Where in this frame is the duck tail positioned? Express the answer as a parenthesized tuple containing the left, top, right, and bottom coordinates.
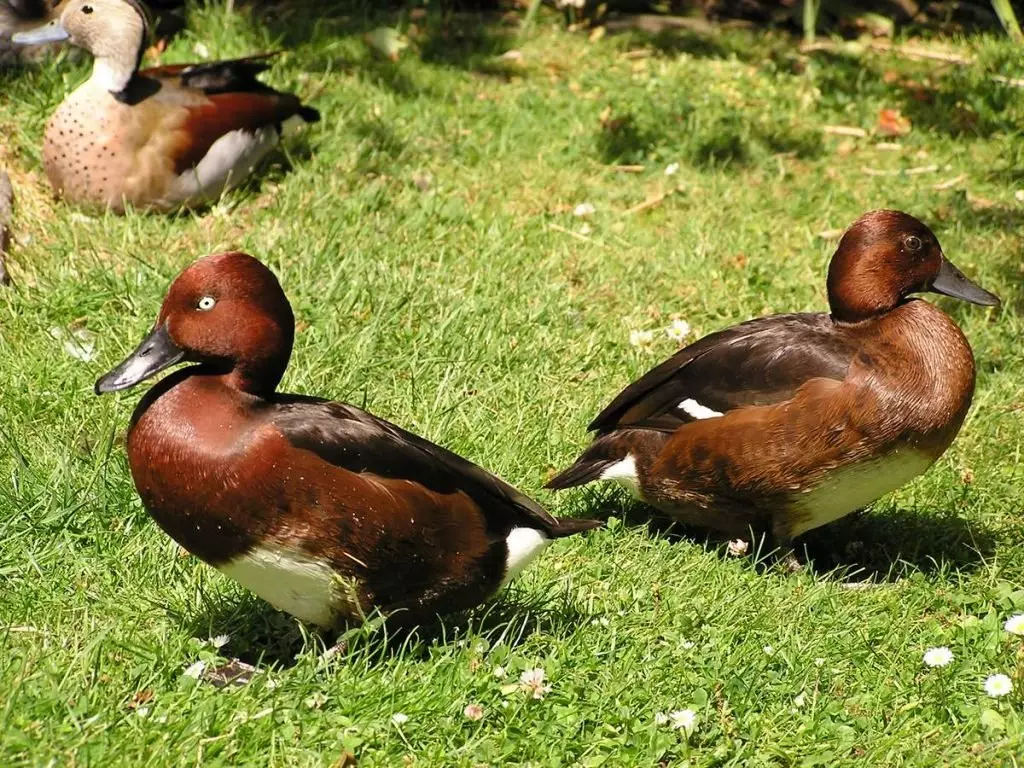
(545, 431, 633, 491)
(545, 456, 615, 490)
(548, 516, 604, 537)
(298, 105, 321, 124)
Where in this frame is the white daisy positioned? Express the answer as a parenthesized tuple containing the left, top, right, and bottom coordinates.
(984, 674, 1013, 698)
(665, 162, 680, 176)
(669, 708, 697, 732)
(391, 712, 409, 726)
(1004, 614, 1024, 636)
(629, 329, 654, 349)
(923, 647, 954, 668)
(573, 202, 595, 217)
(665, 318, 691, 343)
(210, 634, 230, 649)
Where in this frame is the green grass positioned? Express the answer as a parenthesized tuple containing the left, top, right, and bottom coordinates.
(3, 3, 1024, 765)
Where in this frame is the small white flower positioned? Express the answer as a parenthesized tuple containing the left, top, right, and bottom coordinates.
(793, 692, 806, 708)
(629, 329, 654, 349)
(669, 708, 697, 732)
(519, 668, 552, 700)
(763, 645, 774, 656)
(665, 162, 680, 176)
(136, 706, 150, 718)
(1004, 614, 1024, 636)
(665, 318, 690, 343)
(210, 634, 230, 649)
(984, 674, 1013, 698)
(492, 666, 506, 678)
(923, 647, 954, 668)
(814, 657, 826, 667)
(654, 712, 670, 726)
(573, 202, 595, 217)
(1016, 189, 1024, 203)
(727, 539, 749, 557)
(183, 660, 206, 679)
(463, 703, 484, 721)
(391, 712, 409, 726)
(265, 678, 280, 690)
(192, 41, 210, 58)
(579, 223, 593, 235)
(680, 640, 695, 650)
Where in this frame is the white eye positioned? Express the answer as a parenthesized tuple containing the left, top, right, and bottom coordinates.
(197, 296, 216, 311)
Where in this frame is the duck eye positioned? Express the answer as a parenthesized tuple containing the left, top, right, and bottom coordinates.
(82, 4, 93, 12)
(196, 296, 216, 311)
(905, 235, 923, 252)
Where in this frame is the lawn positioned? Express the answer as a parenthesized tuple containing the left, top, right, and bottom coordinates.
(2, 2, 1024, 765)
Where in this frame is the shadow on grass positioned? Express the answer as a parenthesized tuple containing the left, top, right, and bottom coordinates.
(581, 488, 994, 583)
(186, 581, 588, 671)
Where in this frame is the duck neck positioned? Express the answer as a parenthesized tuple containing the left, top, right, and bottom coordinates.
(90, 53, 137, 96)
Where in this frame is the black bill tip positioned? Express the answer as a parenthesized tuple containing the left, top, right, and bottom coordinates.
(95, 324, 185, 395)
(930, 256, 1000, 308)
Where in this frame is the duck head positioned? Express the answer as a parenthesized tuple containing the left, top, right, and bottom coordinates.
(826, 209, 1000, 323)
(12, 0, 148, 93)
(95, 252, 295, 397)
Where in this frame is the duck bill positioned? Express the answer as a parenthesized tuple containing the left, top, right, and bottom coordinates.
(11, 20, 70, 45)
(94, 324, 184, 395)
(929, 256, 1000, 307)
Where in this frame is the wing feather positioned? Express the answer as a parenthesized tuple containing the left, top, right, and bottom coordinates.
(590, 313, 857, 434)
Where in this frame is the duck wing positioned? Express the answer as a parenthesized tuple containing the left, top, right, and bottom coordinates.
(590, 313, 857, 434)
(271, 399, 600, 538)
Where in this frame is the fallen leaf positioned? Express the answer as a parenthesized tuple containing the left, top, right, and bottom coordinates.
(877, 108, 911, 137)
(365, 27, 408, 62)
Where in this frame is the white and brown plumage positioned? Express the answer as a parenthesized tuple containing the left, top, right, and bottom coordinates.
(548, 211, 1000, 557)
(13, 0, 318, 212)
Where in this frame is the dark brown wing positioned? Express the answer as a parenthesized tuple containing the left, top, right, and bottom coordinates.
(139, 53, 281, 92)
(133, 54, 319, 175)
(590, 313, 858, 434)
(270, 399, 598, 538)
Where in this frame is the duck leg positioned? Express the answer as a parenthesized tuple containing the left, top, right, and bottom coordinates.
(0, 171, 12, 286)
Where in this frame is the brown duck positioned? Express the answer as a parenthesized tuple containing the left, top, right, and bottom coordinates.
(13, 0, 318, 212)
(547, 210, 999, 561)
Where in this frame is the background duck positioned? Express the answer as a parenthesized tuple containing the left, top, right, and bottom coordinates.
(547, 210, 999, 565)
(11, 0, 318, 213)
(94, 252, 601, 629)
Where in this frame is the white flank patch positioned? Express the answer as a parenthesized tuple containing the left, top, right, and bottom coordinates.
(599, 454, 641, 496)
(501, 528, 549, 587)
(678, 398, 723, 419)
(218, 544, 338, 628)
(172, 126, 279, 205)
(788, 449, 935, 538)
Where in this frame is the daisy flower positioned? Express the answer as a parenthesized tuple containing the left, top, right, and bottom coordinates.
(923, 647, 953, 668)
(669, 709, 697, 733)
(984, 674, 1013, 698)
(629, 329, 654, 349)
(391, 712, 409, 726)
(665, 318, 691, 343)
(1004, 614, 1024, 636)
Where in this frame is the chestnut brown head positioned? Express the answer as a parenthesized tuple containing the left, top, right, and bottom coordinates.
(95, 252, 295, 396)
(826, 210, 999, 323)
